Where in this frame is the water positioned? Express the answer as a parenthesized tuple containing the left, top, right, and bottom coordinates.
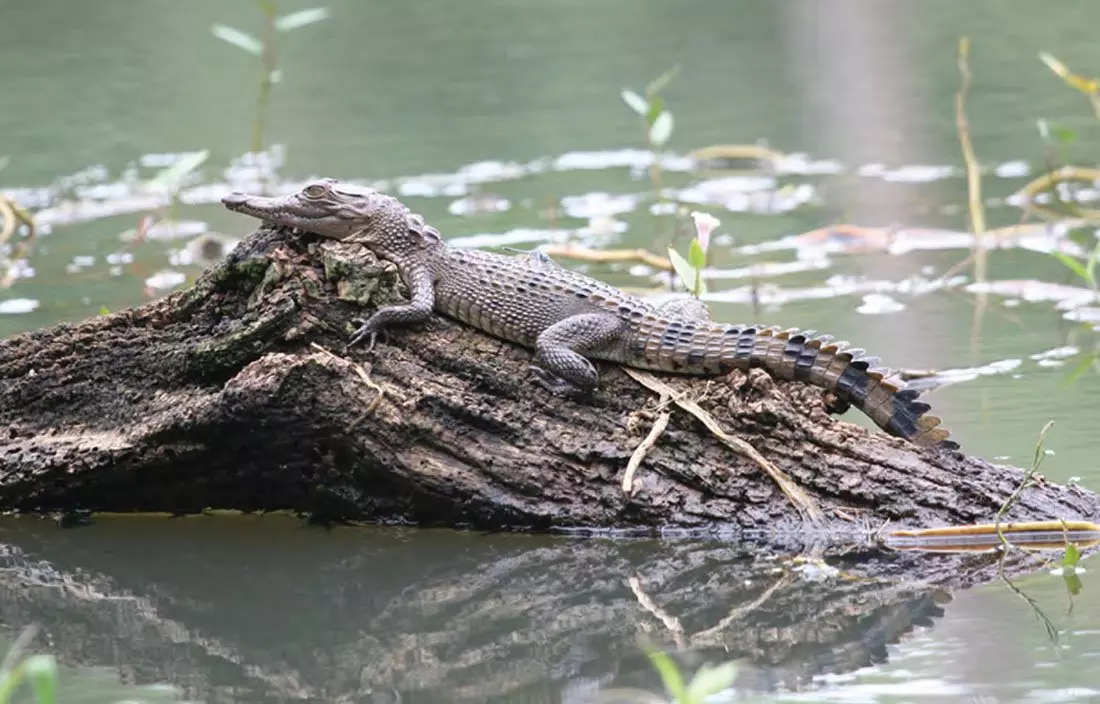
(1, 0, 1099, 700)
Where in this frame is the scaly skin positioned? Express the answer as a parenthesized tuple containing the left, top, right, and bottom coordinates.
(223, 179, 957, 450)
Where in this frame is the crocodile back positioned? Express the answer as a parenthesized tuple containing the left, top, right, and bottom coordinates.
(430, 247, 659, 347)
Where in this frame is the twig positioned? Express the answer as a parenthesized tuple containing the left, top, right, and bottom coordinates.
(628, 575, 686, 649)
(956, 37, 988, 284)
(622, 394, 671, 495)
(623, 368, 826, 525)
(539, 243, 672, 271)
(691, 573, 791, 643)
(995, 420, 1055, 557)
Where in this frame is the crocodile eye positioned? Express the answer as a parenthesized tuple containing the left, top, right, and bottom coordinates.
(303, 184, 328, 198)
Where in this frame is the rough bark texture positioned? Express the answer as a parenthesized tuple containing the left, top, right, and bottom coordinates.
(0, 225, 1097, 532)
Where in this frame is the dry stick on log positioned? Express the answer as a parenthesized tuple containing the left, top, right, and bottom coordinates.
(621, 392, 672, 495)
(624, 368, 827, 526)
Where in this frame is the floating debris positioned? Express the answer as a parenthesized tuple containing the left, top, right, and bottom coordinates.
(0, 298, 39, 314)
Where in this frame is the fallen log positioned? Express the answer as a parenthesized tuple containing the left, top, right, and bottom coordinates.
(0, 224, 1096, 531)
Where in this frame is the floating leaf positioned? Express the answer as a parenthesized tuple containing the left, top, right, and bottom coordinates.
(275, 7, 330, 32)
(685, 661, 740, 702)
(648, 111, 674, 147)
(211, 24, 263, 55)
(22, 655, 58, 704)
(645, 95, 665, 127)
(620, 90, 648, 116)
(149, 150, 210, 192)
(645, 64, 681, 98)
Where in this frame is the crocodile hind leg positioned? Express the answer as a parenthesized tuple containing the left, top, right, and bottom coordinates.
(531, 313, 629, 395)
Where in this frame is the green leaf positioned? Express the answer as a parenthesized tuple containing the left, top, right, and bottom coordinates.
(668, 246, 706, 297)
(1053, 125, 1078, 144)
(0, 669, 23, 704)
(643, 647, 687, 701)
(98, 306, 111, 316)
(1053, 251, 1092, 286)
(649, 111, 674, 147)
(22, 655, 57, 704)
(645, 96, 665, 127)
(620, 89, 649, 116)
(688, 238, 706, 270)
(1064, 542, 1082, 567)
(149, 150, 210, 191)
(211, 24, 263, 55)
(275, 7, 330, 32)
(685, 661, 740, 703)
(1063, 570, 1084, 595)
(1086, 241, 1100, 288)
(645, 64, 681, 98)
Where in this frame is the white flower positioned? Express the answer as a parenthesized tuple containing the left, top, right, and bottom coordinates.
(690, 211, 720, 252)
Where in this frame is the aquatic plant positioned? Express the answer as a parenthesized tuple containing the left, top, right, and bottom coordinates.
(211, 1, 330, 151)
(0, 627, 57, 704)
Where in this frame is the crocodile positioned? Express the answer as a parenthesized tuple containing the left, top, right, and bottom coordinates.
(222, 178, 957, 450)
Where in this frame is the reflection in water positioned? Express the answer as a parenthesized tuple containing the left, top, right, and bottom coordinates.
(0, 515, 1078, 703)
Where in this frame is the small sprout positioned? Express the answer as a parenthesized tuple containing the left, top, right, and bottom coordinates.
(645, 64, 681, 98)
(642, 646, 687, 702)
(274, 7, 330, 32)
(98, 306, 111, 316)
(667, 247, 703, 297)
(22, 655, 58, 704)
(211, 24, 264, 55)
(684, 661, 739, 703)
(620, 89, 649, 116)
(648, 111, 674, 148)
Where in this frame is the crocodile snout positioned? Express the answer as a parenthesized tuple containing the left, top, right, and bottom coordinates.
(221, 192, 251, 210)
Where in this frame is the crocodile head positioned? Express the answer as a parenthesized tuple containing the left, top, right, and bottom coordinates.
(222, 178, 412, 247)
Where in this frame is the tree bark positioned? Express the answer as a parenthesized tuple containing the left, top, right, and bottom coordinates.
(0, 225, 1096, 531)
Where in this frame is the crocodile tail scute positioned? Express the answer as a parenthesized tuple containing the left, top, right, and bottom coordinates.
(738, 326, 958, 450)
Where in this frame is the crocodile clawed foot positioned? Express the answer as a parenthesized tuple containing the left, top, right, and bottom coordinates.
(347, 319, 388, 353)
(528, 365, 590, 399)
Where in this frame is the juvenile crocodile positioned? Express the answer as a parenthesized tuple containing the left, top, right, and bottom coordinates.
(223, 179, 957, 450)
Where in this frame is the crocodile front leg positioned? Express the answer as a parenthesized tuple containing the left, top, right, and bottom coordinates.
(349, 262, 436, 349)
(530, 313, 628, 395)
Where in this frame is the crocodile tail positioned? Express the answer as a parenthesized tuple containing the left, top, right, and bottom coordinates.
(724, 325, 958, 450)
